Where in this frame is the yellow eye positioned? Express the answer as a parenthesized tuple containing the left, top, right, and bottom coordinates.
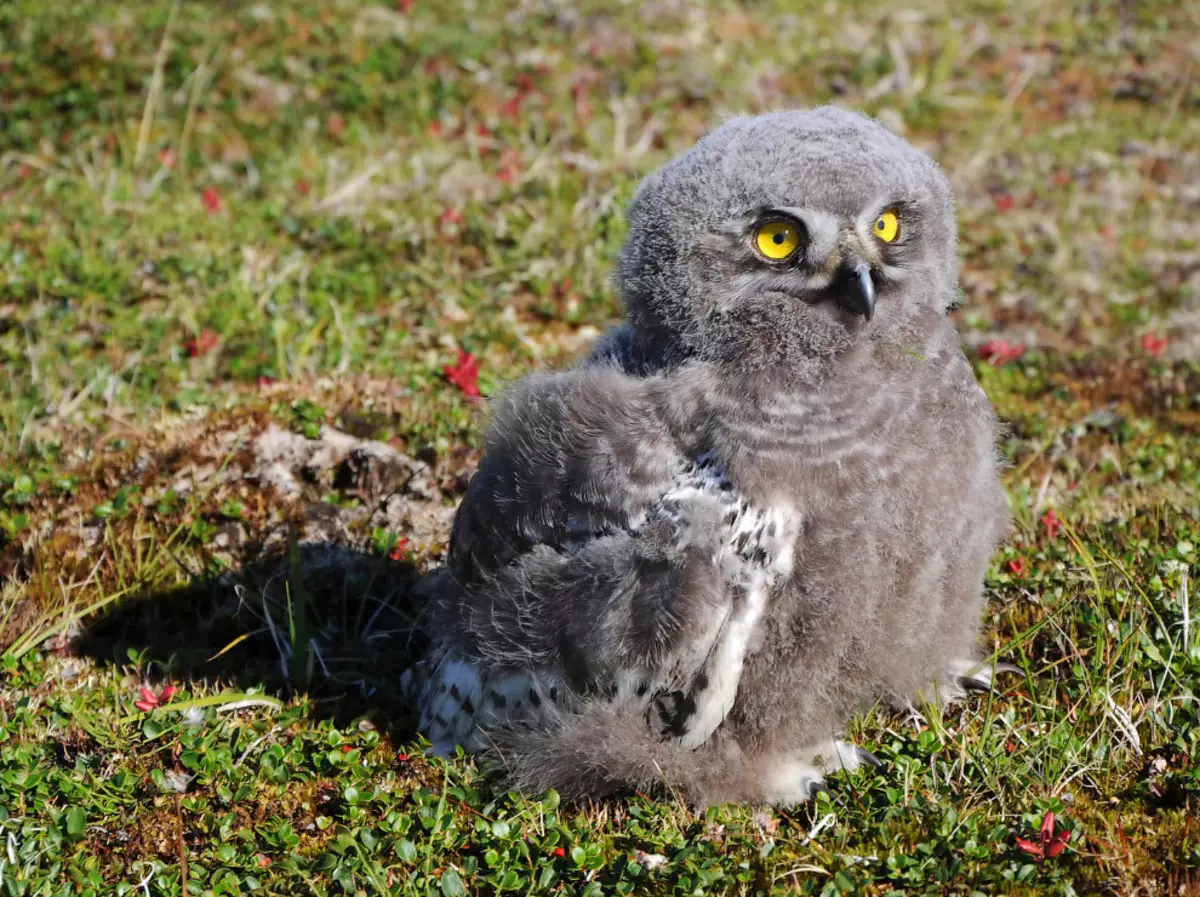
(754, 220, 802, 260)
(873, 210, 900, 243)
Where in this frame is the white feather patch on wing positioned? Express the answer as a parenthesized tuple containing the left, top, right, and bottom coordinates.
(418, 658, 484, 753)
(641, 454, 802, 748)
(673, 576, 770, 750)
(406, 651, 574, 756)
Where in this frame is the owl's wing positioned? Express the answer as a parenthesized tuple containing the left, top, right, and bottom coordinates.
(445, 365, 689, 589)
(410, 365, 798, 753)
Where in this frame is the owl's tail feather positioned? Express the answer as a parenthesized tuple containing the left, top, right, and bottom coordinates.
(487, 700, 763, 808)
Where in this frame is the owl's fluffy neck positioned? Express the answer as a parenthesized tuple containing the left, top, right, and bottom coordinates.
(627, 309, 933, 387)
(641, 310, 960, 476)
(676, 340, 949, 507)
(594, 306, 954, 395)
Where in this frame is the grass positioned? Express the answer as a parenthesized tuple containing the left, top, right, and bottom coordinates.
(0, 0, 1198, 893)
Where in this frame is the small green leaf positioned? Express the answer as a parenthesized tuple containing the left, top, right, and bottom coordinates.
(1142, 639, 1164, 665)
(498, 869, 520, 889)
(65, 806, 86, 837)
(440, 867, 466, 897)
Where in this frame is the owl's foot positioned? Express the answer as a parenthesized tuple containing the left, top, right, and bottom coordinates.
(809, 739, 881, 774)
(900, 659, 1020, 716)
(949, 658, 1020, 700)
(759, 740, 879, 807)
(760, 756, 827, 807)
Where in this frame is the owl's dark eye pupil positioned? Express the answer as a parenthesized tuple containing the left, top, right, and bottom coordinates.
(772, 233, 785, 245)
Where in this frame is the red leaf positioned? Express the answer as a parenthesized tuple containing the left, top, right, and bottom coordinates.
(1045, 835, 1069, 858)
(134, 700, 157, 712)
(1040, 508, 1062, 539)
(978, 340, 1003, 362)
(978, 339, 1025, 366)
(496, 148, 521, 184)
(501, 95, 521, 119)
(341, 744, 353, 754)
(572, 78, 593, 120)
(201, 187, 222, 213)
(388, 537, 410, 561)
(438, 206, 464, 227)
(443, 349, 481, 399)
(1039, 811, 1057, 843)
(1140, 332, 1167, 358)
(1015, 838, 1044, 859)
(296, 180, 311, 196)
(159, 148, 177, 168)
(184, 329, 221, 357)
(551, 847, 566, 858)
(992, 192, 1015, 211)
(140, 687, 159, 706)
(1006, 557, 1027, 578)
(159, 684, 177, 703)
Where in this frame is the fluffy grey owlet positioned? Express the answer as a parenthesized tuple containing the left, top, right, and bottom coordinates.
(400, 106, 1010, 807)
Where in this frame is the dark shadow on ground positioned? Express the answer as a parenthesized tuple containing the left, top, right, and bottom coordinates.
(75, 540, 430, 734)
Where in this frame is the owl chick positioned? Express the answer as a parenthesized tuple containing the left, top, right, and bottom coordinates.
(401, 106, 1010, 807)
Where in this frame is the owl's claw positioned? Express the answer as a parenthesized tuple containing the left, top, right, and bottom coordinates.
(813, 739, 880, 774)
(958, 674, 990, 694)
(761, 754, 828, 807)
(854, 746, 882, 769)
(954, 659, 1020, 697)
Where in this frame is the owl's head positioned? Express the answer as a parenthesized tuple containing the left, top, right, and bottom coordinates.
(617, 107, 958, 372)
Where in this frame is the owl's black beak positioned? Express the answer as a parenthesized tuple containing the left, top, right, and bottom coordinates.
(836, 260, 876, 321)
